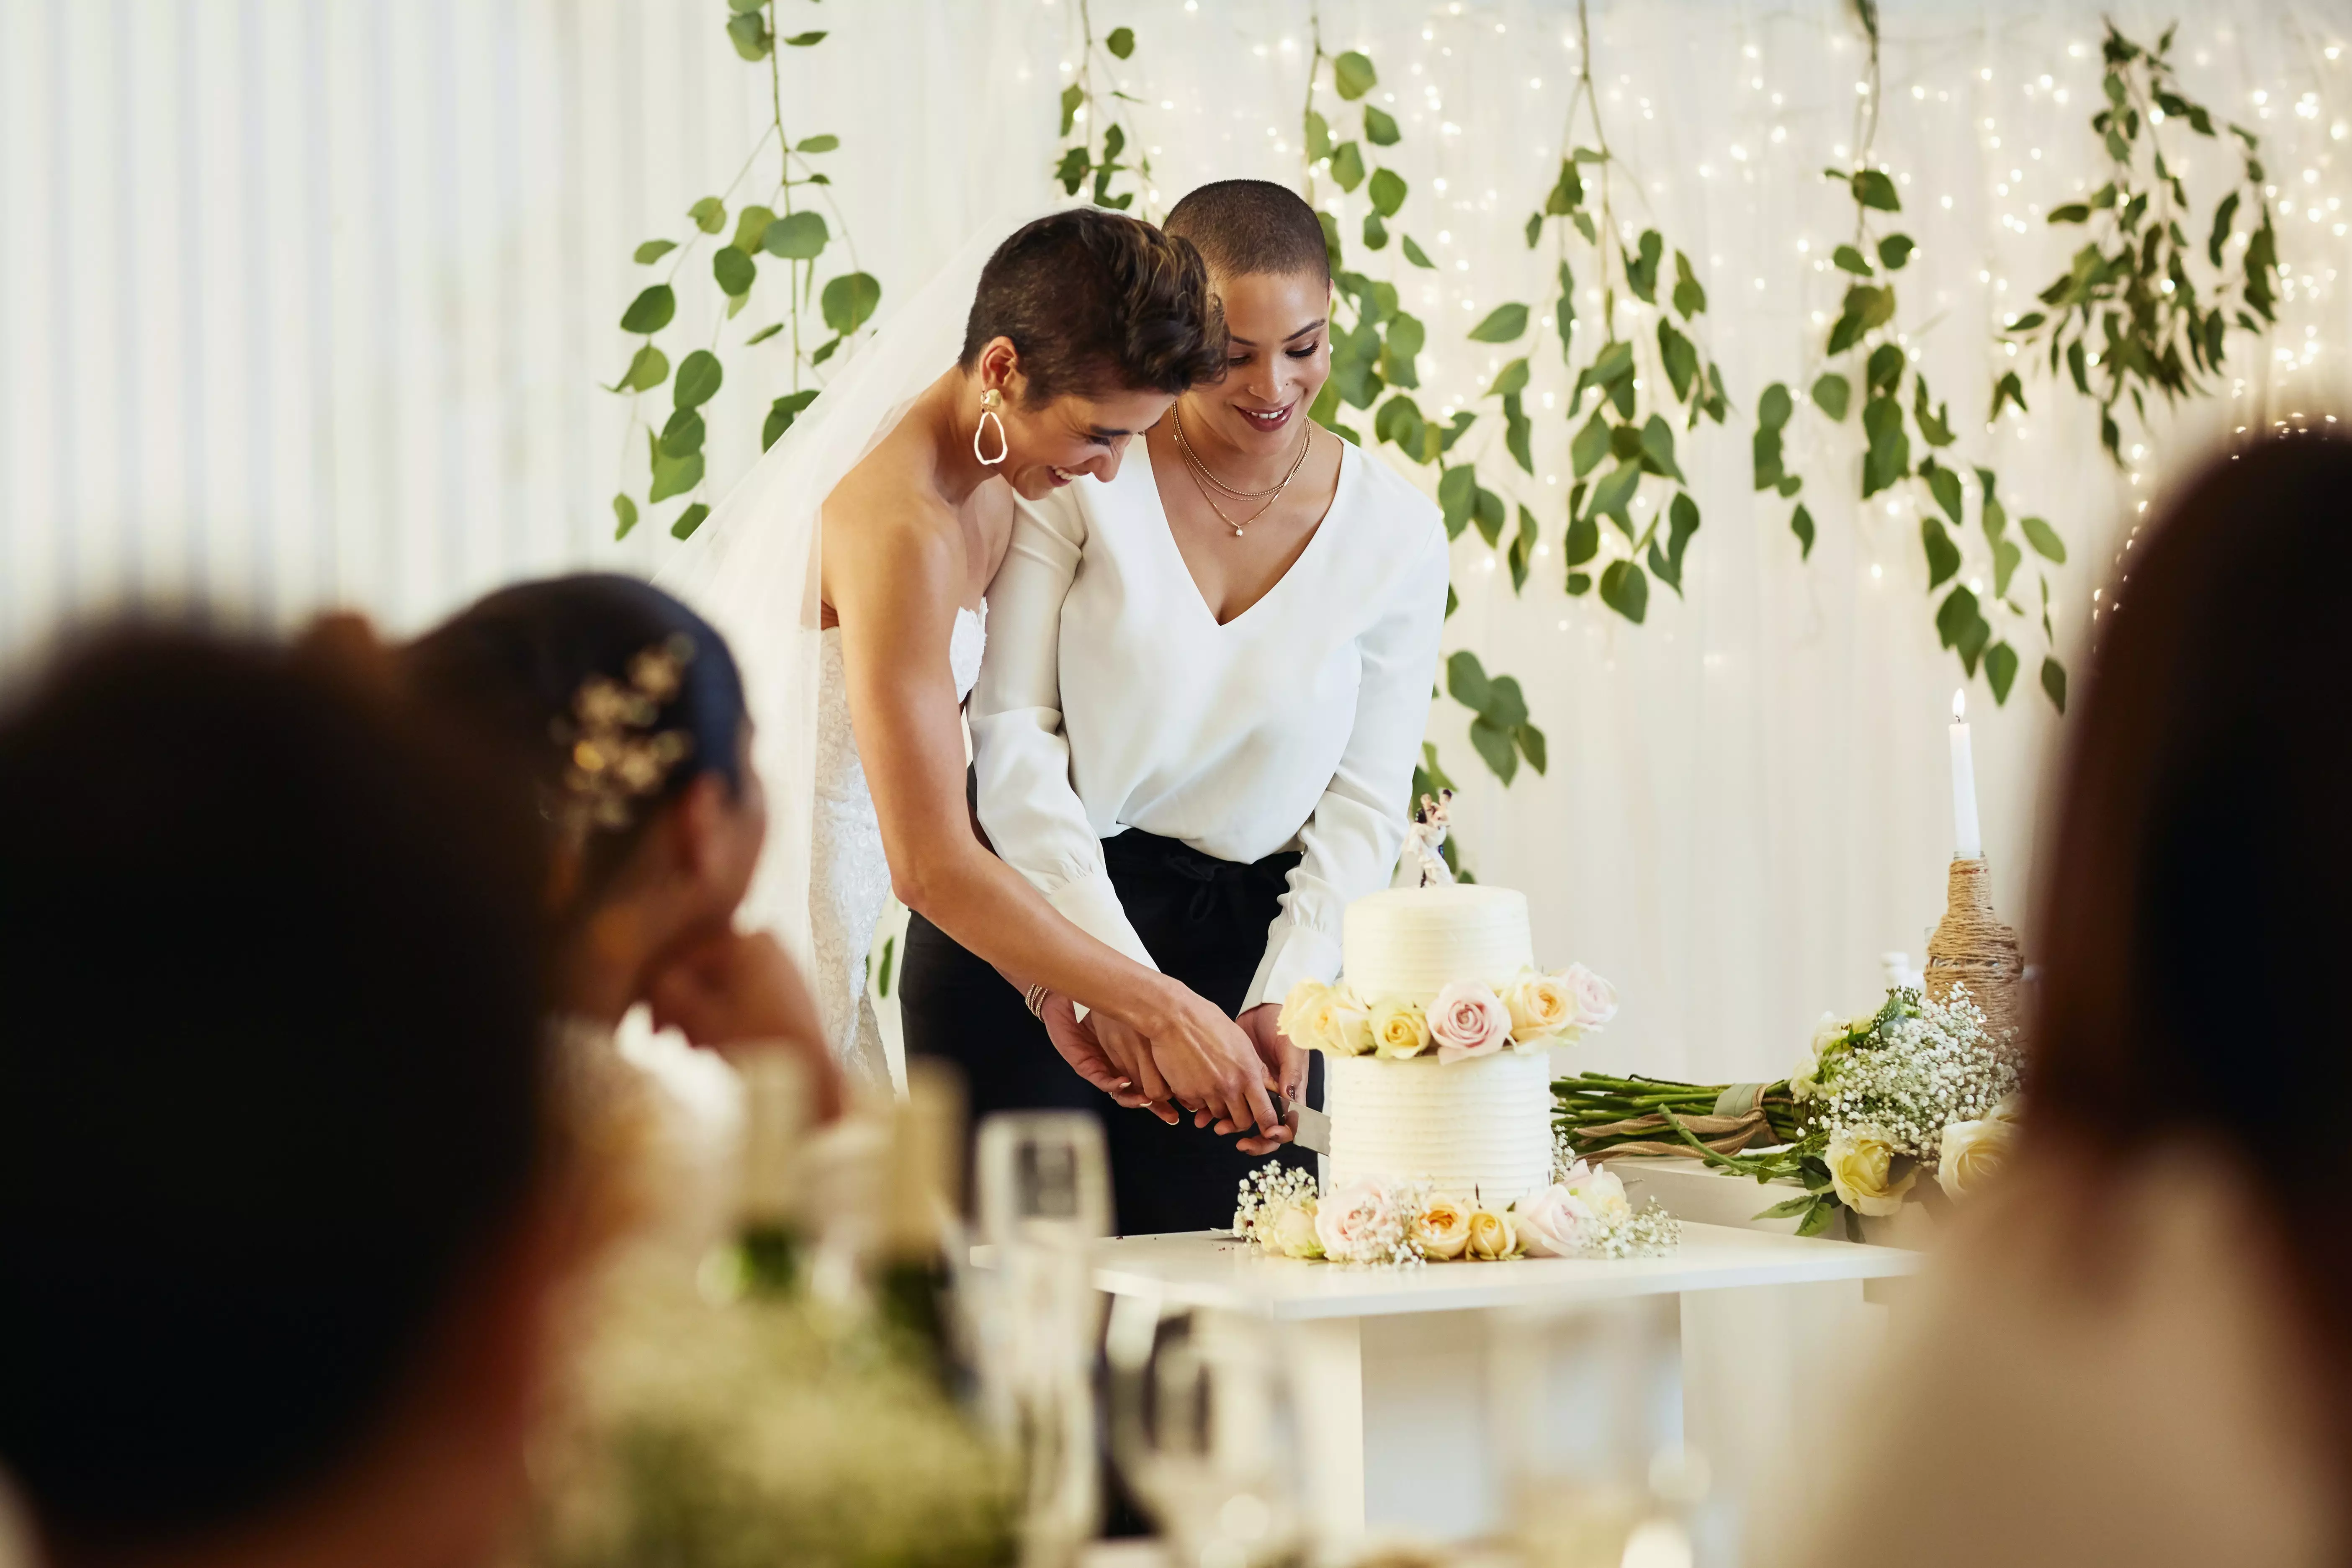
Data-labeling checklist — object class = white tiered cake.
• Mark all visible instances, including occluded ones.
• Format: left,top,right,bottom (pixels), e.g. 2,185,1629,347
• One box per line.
1325,884,1556,1204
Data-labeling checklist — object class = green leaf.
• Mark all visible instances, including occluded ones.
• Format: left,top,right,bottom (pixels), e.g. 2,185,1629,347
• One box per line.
1794,1198,1840,1238
1812,373,1851,421
1922,517,1961,588
712,245,756,297
1333,50,1377,101
1472,486,1508,548
745,322,783,347
659,408,705,459
1984,641,2019,704
796,134,839,154
612,493,639,540
730,205,776,254
2041,656,2068,713
1571,412,1611,478
1486,358,1530,399
781,30,826,46
607,344,669,394
763,389,820,450
1507,503,1539,591
1330,141,1366,192
1545,159,1584,215
1653,491,1701,592
1379,311,1425,388
1913,374,1955,447
1374,394,1428,459
1585,462,1641,529
1304,110,1332,163
726,11,772,59
672,349,723,413
1639,413,1683,482
1623,229,1663,303
763,211,829,260
1367,167,1407,218
1670,250,1706,318
1851,168,1901,211
2048,202,2092,225
670,501,711,540
1755,1194,1818,1220
1936,586,1991,673
1105,25,1135,58
1790,503,1816,559
2020,515,2066,563
1599,559,1649,624
1657,319,1698,403
1468,718,1517,784
1515,723,1548,776
648,447,704,504
1437,463,1477,538
1468,302,1529,342
633,238,677,265
1401,234,1435,269
1564,509,1599,568
1482,672,1529,730
1758,382,1793,432
1565,571,1593,596
1990,370,2028,421
1053,145,1091,196
810,336,841,366
1832,244,1874,276
619,284,677,334
1364,105,1400,146
1861,395,1909,496
1446,649,1493,713
1504,394,1533,475
1926,461,1963,526
1878,233,1916,269
689,196,726,234
1865,342,1904,397
1752,426,1785,492
1060,83,1084,137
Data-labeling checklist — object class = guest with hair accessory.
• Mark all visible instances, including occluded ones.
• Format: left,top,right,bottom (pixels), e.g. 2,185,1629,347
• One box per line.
0,621,593,1568
407,573,839,1123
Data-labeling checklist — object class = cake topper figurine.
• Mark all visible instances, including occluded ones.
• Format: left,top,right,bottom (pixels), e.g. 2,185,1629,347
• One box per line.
1402,789,1456,887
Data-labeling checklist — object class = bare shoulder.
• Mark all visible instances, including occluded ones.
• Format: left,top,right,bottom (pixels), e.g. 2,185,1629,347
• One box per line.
823,430,961,586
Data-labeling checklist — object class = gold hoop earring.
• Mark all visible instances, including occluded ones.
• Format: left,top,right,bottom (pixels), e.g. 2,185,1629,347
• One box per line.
973,386,1009,466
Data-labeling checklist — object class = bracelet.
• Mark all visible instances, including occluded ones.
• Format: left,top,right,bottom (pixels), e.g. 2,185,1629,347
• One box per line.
1024,982,1050,1018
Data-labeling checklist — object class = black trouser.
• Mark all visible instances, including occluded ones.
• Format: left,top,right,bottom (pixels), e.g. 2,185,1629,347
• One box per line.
900,827,1321,1236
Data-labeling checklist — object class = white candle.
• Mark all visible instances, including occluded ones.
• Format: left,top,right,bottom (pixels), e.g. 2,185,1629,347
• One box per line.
1948,689,1983,861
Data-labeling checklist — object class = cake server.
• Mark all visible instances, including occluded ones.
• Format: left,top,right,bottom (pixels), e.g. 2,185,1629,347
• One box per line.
1270,1090,1330,1155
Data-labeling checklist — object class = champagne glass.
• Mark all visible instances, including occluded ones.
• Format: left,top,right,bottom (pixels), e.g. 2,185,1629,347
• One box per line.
1107,1294,1308,1568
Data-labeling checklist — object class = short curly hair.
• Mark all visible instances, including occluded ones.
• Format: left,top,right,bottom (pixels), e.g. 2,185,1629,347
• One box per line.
959,208,1225,405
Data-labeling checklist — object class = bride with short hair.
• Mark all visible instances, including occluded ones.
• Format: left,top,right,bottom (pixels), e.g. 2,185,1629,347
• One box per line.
661,207,1290,1146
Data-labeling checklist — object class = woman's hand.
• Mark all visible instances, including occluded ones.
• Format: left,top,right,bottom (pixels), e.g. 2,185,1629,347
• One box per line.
1038,992,1163,1114
1127,984,1289,1149
646,930,843,1122
1201,1005,1302,1156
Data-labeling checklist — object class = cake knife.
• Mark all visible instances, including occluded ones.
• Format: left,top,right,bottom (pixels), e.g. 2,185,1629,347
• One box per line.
1270,1090,1330,1155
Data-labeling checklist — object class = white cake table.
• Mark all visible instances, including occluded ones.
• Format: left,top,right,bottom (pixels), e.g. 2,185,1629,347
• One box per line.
1088,1220,1922,1544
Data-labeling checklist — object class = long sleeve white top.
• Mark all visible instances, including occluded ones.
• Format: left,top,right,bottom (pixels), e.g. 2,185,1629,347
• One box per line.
969,437,1449,1011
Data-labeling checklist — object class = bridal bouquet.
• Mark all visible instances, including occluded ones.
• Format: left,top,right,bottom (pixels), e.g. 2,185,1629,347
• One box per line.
1555,985,2023,1236
1280,964,1617,1063
1232,1155,1679,1267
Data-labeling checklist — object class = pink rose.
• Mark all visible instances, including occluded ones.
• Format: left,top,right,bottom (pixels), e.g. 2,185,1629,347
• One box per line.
1513,1182,1598,1257
1428,980,1513,1065
1563,963,1619,1031
1313,1177,1405,1264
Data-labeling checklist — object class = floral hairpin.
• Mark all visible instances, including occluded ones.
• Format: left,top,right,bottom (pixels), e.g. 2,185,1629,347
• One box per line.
548,634,696,843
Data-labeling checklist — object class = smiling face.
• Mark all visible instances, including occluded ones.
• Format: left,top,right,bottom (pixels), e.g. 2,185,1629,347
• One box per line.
969,336,1175,500
1191,268,1332,451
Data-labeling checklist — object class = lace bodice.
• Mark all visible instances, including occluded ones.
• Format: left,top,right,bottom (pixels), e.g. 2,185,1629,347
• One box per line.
809,603,986,1093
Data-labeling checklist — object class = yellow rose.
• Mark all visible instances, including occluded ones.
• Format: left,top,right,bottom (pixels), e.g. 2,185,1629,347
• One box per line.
1369,998,1431,1059
1413,1194,1472,1260
1824,1128,1917,1217
1935,1117,2016,1199
1464,1206,1519,1261
1270,1201,1326,1259
1278,980,1335,1052
1505,971,1577,1041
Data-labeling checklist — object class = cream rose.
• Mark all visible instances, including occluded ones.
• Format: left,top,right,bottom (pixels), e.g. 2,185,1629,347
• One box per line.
1429,980,1513,1064
1412,1194,1473,1260
1368,998,1431,1059
1313,1177,1400,1263
1269,1201,1326,1259
1464,1206,1519,1261
1505,971,1577,1042
1278,980,1334,1052
1324,992,1374,1056
1563,963,1619,1031
1824,1128,1917,1217
1789,1010,1849,1101
1935,1117,2017,1199
1565,1163,1630,1221
1511,1182,1595,1257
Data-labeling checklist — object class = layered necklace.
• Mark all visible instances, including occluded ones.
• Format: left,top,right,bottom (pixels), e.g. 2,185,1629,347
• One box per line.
1171,403,1315,538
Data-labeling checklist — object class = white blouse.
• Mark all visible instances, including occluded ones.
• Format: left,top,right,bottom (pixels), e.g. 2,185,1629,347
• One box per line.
969,437,1449,1011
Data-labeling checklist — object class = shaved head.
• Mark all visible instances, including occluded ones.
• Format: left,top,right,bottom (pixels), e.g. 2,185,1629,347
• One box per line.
1164,179,1331,286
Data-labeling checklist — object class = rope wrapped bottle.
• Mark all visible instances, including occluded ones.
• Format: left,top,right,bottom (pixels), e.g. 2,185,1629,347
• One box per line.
1922,856,2025,1042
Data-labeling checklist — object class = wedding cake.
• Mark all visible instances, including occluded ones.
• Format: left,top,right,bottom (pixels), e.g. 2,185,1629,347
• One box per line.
1278,883,1618,1208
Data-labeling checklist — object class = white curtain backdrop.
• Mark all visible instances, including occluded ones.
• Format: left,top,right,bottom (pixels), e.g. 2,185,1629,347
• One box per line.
4,0,2346,1082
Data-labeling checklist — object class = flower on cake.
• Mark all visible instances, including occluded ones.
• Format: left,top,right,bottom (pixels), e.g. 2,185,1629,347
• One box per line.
1367,997,1432,1059
1411,1194,1473,1260
1429,981,1513,1064
1823,1127,1916,1216
1563,963,1619,1032
1278,979,1374,1057
1504,971,1575,1041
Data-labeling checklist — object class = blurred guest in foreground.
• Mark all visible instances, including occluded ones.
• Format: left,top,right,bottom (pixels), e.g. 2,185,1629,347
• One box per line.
1769,432,2352,1565
0,627,581,1568
407,574,839,1121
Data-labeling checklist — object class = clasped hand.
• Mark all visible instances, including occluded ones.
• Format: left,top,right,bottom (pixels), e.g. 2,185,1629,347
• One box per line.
1040,992,1304,1157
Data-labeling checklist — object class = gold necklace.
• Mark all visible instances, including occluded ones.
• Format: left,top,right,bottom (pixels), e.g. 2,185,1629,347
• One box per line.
1171,406,1315,537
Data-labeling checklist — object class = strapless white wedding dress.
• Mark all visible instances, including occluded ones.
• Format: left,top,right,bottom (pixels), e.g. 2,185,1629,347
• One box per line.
810,601,987,1095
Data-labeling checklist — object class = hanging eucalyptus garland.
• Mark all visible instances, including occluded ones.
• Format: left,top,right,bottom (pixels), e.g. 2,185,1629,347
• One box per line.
605,1,883,542
1995,22,2282,463
1055,2,1150,211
